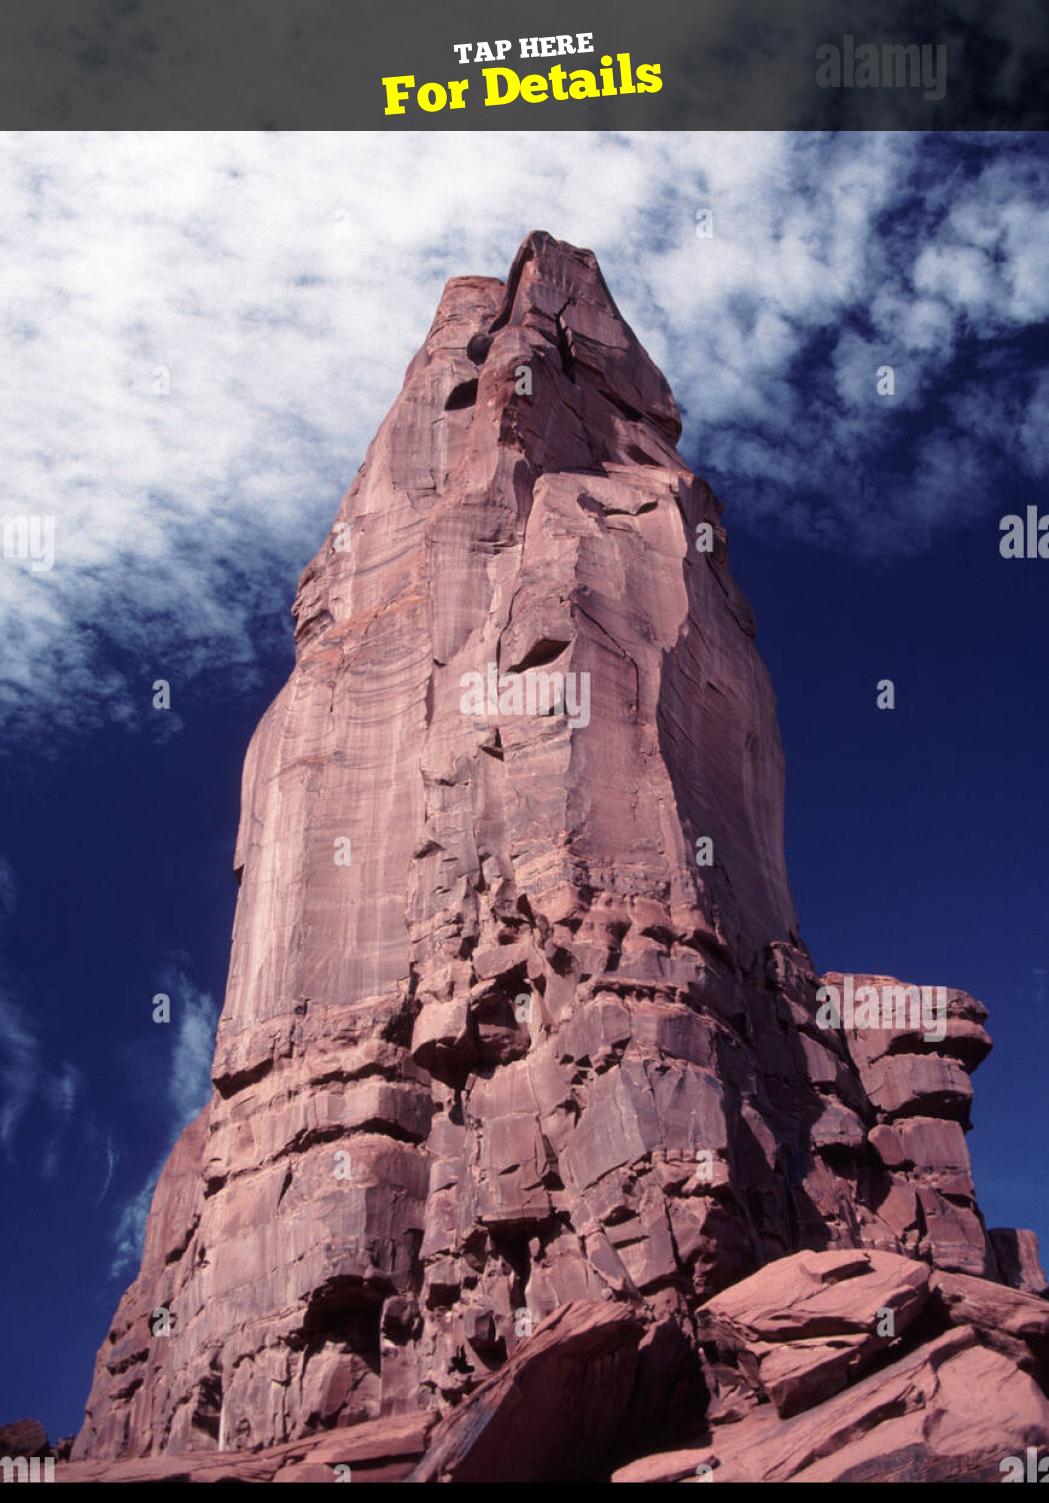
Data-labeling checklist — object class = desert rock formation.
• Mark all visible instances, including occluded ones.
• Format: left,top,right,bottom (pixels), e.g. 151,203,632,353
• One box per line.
71,232,1048,1482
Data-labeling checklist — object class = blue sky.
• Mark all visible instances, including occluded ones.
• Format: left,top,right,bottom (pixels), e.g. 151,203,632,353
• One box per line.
0,131,1047,1440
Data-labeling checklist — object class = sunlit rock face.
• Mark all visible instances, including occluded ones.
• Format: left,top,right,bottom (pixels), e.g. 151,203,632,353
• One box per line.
74,233,1045,1476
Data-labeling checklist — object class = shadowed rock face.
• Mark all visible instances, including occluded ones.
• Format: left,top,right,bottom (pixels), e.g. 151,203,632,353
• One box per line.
73,233,1047,1478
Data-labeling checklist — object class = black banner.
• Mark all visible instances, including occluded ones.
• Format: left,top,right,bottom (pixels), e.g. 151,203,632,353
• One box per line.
1,0,1046,130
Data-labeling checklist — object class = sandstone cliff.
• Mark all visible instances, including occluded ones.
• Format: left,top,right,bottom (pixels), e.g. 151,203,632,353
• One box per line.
71,232,1048,1483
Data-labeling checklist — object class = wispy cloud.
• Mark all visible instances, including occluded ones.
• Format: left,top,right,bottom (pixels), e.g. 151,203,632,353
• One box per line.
0,857,16,920
0,991,79,1168
109,966,217,1278
0,132,1046,744
111,1170,161,1282
41,1059,80,1177
167,974,219,1126
95,1131,117,1207
0,860,79,1159
0,991,39,1151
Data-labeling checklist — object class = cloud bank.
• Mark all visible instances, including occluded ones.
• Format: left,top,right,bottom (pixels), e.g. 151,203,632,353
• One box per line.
0,131,1046,740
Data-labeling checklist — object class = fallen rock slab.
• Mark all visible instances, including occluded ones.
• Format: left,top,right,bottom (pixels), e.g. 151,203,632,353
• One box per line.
697,1248,929,1417
616,1326,1049,1483
410,1301,646,1483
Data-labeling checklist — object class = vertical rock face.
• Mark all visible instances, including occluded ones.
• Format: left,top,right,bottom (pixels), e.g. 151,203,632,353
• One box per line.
74,233,1046,1474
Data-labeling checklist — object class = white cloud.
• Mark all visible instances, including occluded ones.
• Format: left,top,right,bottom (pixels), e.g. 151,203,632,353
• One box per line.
0,991,39,1151
95,1131,117,1207
0,861,80,1159
41,1058,80,1177
110,1168,160,1281
0,132,1046,740
167,973,218,1125
109,965,216,1278
0,992,80,1160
